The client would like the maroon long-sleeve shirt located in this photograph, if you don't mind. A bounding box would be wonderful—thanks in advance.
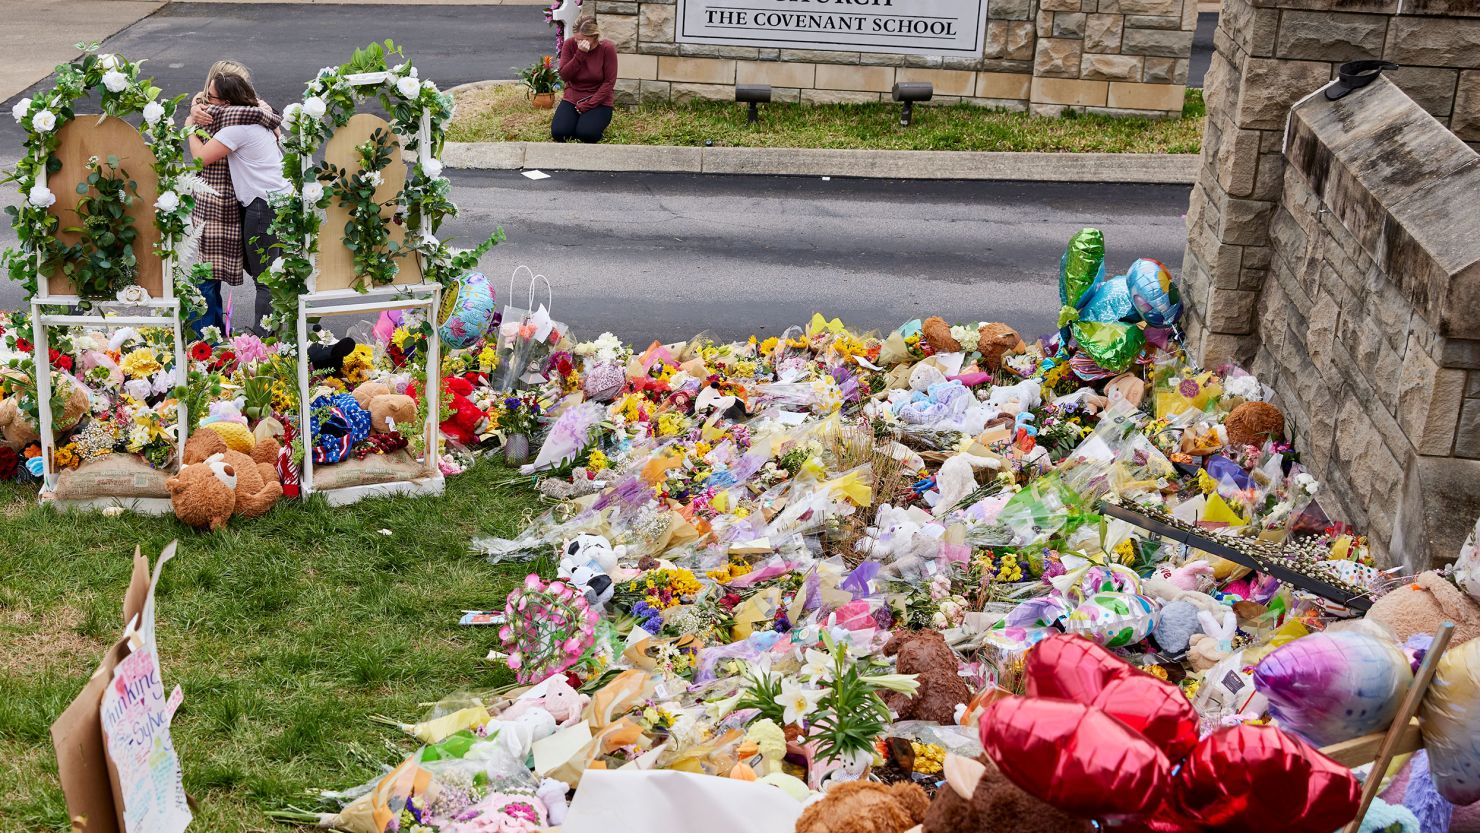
[559,37,618,111]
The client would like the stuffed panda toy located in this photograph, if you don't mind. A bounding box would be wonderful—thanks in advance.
[558,534,622,610]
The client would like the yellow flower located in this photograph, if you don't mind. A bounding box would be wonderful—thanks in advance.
[759,337,779,355]
[587,449,609,472]
[53,443,81,470]
[1196,469,1217,495]
[391,326,411,350]
[478,345,500,372]
[120,348,162,379]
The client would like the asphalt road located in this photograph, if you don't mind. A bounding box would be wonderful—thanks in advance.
[0,4,1199,345]
[0,171,1193,343]
[0,2,551,153]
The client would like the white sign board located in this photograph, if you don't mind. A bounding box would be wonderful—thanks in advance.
[677,0,988,56]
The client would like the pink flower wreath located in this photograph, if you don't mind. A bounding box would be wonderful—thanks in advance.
[498,574,598,685]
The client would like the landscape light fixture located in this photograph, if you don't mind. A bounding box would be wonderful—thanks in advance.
[1325,60,1399,101]
[892,82,933,127]
[736,84,772,125]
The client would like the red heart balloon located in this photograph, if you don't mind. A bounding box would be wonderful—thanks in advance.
[1024,633,1133,703]
[980,695,1170,819]
[1092,672,1200,762]
[1173,724,1360,833]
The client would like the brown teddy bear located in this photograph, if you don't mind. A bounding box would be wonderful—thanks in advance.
[167,455,238,531]
[882,629,972,724]
[0,374,90,449]
[352,381,419,434]
[1224,401,1285,448]
[178,429,282,521]
[922,317,961,354]
[976,323,1026,372]
[923,754,1092,833]
[794,780,929,833]
[1367,571,1480,647]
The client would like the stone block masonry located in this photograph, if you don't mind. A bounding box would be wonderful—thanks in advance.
[1180,0,1480,570]
[598,0,1196,117]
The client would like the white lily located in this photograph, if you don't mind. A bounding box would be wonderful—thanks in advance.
[799,648,835,684]
[861,673,920,696]
[775,678,824,726]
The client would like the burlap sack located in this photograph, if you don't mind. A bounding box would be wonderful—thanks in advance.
[54,454,170,500]
[310,448,429,490]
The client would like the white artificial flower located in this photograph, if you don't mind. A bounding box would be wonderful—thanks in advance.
[396,75,421,99]
[421,158,443,179]
[302,96,327,119]
[31,108,57,133]
[98,53,121,70]
[102,70,129,94]
[11,97,31,123]
[269,257,285,274]
[799,648,834,684]
[422,79,438,92]
[124,379,152,401]
[27,184,56,207]
[282,102,303,123]
[301,181,325,203]
[775,679,825,726]
[142,100,165,125]
[154,191,180,212]
[151,369,174,395]
[367,171,384,188]
[1223,374,1264,402]
[408,65,419,79]
[115,285,149,304]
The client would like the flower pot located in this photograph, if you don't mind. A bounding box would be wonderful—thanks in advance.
[505,433,531,465]
[532,92,556,110]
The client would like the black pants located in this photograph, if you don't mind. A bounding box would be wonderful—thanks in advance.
[551,101,613,144]
[242,197,277,336]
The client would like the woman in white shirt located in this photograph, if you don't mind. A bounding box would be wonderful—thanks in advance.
[185,71,289,336]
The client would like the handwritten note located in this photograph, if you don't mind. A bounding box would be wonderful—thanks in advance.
[100,643,191,833]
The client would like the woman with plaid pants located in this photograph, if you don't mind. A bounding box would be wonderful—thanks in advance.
[185,61,285,338]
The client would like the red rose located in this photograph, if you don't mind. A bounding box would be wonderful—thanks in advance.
[0,447,17,480]
[190,342,213,362]
[57,354,73,371]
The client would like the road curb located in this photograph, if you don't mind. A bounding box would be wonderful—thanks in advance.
[442,141,1198,184]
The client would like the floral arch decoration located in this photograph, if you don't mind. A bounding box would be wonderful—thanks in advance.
[264,41,466,338]
[3,47,200,313]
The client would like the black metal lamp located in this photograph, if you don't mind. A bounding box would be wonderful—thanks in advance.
[736,84,772,125]
[892,82,933,126]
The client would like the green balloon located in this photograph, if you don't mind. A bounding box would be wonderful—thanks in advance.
[1072,320,1145,372]
[1060,228,1105,308]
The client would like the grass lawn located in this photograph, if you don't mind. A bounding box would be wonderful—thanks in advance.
[449,83,1205,154]
[0,461,545,832]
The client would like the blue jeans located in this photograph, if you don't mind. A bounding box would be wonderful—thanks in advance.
[191,279,227,340]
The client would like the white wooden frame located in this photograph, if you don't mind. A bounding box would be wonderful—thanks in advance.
[29,126,188,514]
[294,72,443,505]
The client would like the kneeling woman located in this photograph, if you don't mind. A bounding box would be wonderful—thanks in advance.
[552,16,617,144]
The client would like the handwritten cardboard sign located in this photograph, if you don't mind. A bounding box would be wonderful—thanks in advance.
[51,543,191,833]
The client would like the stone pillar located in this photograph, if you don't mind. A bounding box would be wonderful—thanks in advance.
[1181,0,1480,368]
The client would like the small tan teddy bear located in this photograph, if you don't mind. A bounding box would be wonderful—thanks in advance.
[166,455,238,531]
[352,381,419,434]
[170,429,282,528]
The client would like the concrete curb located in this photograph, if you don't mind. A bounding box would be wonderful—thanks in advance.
[442,141,1198,184]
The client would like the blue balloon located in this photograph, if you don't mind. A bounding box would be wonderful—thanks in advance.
[1077,274,1137,323]
[1126,259,1182,327]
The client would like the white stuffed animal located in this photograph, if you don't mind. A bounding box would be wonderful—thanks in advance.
[1188,607,1237,671]
[856,503,940,578]
[931,451,1001,516]
[986,378,1042,414]
[558,534,622,610]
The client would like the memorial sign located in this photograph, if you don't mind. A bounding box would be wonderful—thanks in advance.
[677,0,988,56]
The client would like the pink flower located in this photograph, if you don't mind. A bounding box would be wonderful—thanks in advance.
[230,332,270,366]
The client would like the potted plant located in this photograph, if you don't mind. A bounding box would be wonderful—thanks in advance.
[517,56,561,109]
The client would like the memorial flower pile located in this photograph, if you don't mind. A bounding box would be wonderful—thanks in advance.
[261,228,1480,833]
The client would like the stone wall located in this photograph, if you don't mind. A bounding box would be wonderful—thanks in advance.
[1181,0,1480,367]
[594,0,1196,116]
[1233,76,1480,571]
